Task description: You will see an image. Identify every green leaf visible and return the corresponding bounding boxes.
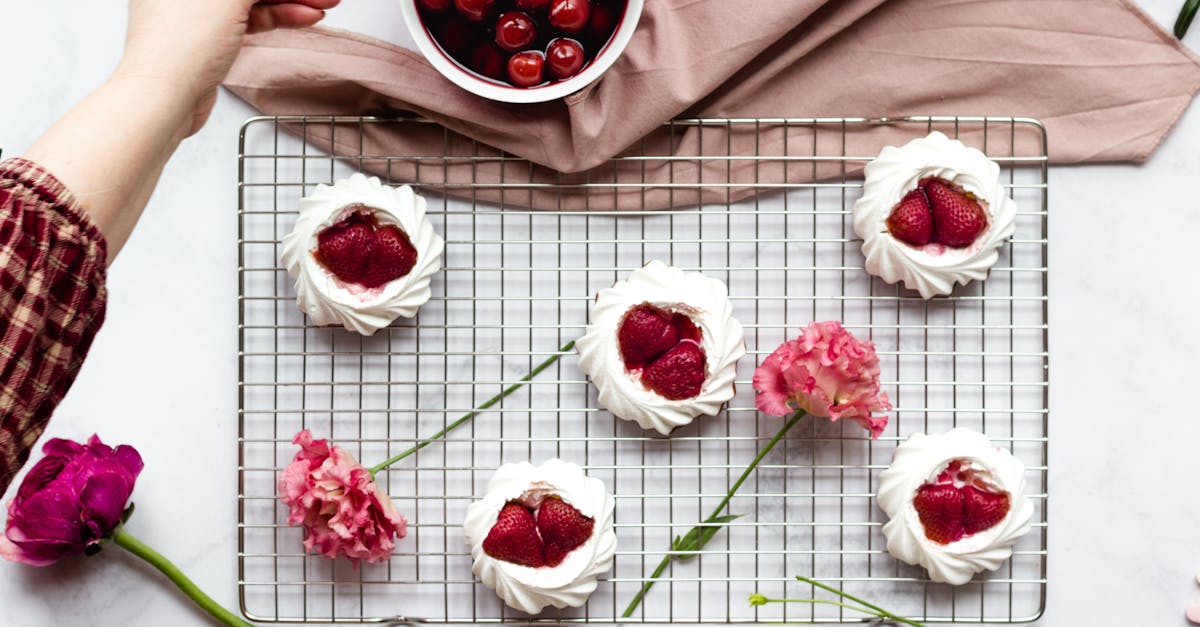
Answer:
[121,502,136,525]
[1177,0,1200,38]
[670,514,743,560]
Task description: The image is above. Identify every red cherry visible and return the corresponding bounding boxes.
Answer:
[515,0,550,9]
[545,38,585,79]
[470,42,508,81]
[588,1,618,41]
[495,11,537,52]
[418,0,452,11]
[454,0,495,21]
[507,50,545,87]
[433,17,474,56]
[548,0,591,33]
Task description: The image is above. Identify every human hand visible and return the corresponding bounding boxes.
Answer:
[117,0,341,137]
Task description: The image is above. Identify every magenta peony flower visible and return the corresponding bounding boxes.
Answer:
[752,321,892,438]
[0,435,143,566]
[279,429,407,564]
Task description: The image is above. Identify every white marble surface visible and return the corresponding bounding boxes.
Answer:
[0,1,1198,625]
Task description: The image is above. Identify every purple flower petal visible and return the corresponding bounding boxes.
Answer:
[14,454,69,506]
[79,471,133,531]
[41,438,84,460]
[0,435,140,566]
[112,445,144,478]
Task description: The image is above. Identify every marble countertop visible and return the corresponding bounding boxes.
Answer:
[1,1,1198,625]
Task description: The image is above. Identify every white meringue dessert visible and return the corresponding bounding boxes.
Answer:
[576,261,746,435]
[463,459,616,615]
[877,428,1034,585]
[280,173,444,335]
[852,131,1018,299]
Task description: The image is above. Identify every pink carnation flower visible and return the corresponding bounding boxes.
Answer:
[752,321,892,438]
[278,429,407,564]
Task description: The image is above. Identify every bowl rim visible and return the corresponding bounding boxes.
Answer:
[400,0,644,104]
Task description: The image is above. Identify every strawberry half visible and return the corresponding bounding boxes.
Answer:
[924,179,988,248]
[536,496,594,567]
[618,305,681,368]
[913,483,965,545]
[961,484,1011,535]
[361,225,418,288]
[641,339,706,400]
[886,188,934,247]
[482,503,546,567]
[316,214,374,284]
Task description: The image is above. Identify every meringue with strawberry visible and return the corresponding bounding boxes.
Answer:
[576,261,746,435]
[877,428,1034,585]
[853,131,1018,298]
[464,459,616,614]
[281,173,444,335]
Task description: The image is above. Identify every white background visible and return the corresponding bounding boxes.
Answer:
[0,1,1198,625]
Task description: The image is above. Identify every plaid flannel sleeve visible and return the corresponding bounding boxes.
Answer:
[0,158,107,494]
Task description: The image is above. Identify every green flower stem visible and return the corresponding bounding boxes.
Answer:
[112,530,254,627]
[753,575,927,627]
[1177,0,1200,38]
[752,596,881,614]
[620,410,807,618]
[368,341,576,477]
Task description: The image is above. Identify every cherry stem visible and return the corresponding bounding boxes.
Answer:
[368,341,575,477]
[620,410,807,618]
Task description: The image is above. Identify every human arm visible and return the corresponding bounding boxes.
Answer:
[0,0,339,493]
[22,0,340,262]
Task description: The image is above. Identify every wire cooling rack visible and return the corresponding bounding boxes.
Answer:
[238,115,1048,624]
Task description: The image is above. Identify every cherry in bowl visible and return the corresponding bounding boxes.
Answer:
[415,0,630,90]
[495,11,537,52]
[508,51,546,87]
[546,38,585,79]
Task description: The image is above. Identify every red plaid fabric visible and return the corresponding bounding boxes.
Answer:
[0,158,107,494]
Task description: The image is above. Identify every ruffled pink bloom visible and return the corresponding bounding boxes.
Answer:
[278,430,407,565]
[752,321,892,438]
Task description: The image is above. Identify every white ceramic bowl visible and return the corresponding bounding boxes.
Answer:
[401,0,644,104]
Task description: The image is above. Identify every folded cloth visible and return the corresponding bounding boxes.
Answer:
[225,0,1200,211]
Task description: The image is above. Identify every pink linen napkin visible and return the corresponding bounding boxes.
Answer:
[224,0,1200,211]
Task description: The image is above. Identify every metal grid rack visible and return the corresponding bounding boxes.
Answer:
[238,115,1048,624]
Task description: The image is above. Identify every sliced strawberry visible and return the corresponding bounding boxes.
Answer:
[536,496,594,567]
[618,305,680,368]
[482,502,545,567]
[886,188,934,247]
[316,214,374,284]
[924,179,988,248]
[361,225,418,288]
[913,484,965,545]
[671,311,703,343]
[961,485,1011,535]
[641,340,706,400]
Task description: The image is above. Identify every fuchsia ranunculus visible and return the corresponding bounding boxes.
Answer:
[279,429,407,565]
[752,321,892,438]
[0,435,143,566]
